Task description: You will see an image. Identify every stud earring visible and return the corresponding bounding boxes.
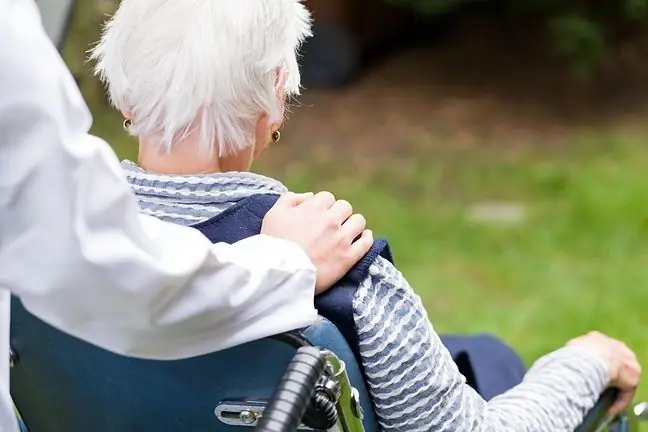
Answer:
[271,130,281,143]
[123,119,132,130]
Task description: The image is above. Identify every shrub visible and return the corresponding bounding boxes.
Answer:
[386,0,648,76]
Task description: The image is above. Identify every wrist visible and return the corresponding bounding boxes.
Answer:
[561,345,613,384]
[255,234,315,271]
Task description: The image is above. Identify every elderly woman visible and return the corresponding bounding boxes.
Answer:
[91,1,640,431]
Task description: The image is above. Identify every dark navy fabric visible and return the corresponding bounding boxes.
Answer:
[192,193,393,364]
[192,193,526,397]
[440,334,527,400]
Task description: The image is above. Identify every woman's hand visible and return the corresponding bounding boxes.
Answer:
[261,191,373,294]
[566,331,642,415]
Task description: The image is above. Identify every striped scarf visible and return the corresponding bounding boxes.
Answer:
[121,160,288,226]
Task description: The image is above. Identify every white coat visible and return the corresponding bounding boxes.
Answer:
[0,1,318,430]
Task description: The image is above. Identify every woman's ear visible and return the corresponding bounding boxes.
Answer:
[251,113,272,160]
[275,67,287,103]
[275,67,285,89]
[120,108,132,120]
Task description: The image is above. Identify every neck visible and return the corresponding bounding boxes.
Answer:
[138,135,223,175]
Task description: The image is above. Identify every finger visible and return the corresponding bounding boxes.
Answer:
[621,360,642,387]
[619,344,639,362]
[340,213,367,243]
[609,389,636,415]
[279,192,315,207]
[348,230,374,263]
[275,192,314,207]
[566,336,584,346]
[566,332,592,345]
[302,191,336,209]
[329,200,353,225]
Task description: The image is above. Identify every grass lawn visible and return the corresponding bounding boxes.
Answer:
[97,106,648,419]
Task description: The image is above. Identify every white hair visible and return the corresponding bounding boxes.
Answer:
[90,0,312,155]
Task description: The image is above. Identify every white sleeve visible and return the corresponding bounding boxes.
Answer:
[0,0,318,360]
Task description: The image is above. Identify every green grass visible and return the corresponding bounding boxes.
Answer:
[100,113,648,413]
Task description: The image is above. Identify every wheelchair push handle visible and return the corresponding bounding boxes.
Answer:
[255,347,327,432]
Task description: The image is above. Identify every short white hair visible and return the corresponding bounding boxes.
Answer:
[90,0,312,155]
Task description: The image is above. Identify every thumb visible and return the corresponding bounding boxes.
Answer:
[276,192,314,207]
[609,390,634,416]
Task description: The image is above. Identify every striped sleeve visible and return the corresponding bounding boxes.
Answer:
[352,256,609,431]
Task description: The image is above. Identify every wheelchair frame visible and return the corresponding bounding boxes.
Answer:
[216,349,363,431]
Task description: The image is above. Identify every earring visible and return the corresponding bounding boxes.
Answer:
[271,130,281,143]
[123,119,132,130]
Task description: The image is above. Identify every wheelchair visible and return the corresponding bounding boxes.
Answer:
[8,296,642,431]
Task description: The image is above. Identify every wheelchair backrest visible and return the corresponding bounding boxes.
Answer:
[9,297,379,431]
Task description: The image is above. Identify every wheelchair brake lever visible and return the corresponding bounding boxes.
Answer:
[633,401,648,421]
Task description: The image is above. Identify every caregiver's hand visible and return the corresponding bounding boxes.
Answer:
[567,331,642,415]
[262,191,373,294]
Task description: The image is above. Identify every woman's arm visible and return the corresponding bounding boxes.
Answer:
[352,256,608,431]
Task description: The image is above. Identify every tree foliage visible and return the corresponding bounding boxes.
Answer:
[386,0,648,76]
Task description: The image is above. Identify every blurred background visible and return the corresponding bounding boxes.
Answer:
[56,0,648,401]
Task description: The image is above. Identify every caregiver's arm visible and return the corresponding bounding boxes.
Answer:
[0,0,371,360]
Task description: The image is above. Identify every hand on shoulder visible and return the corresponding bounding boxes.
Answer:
[261,191,373,294]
